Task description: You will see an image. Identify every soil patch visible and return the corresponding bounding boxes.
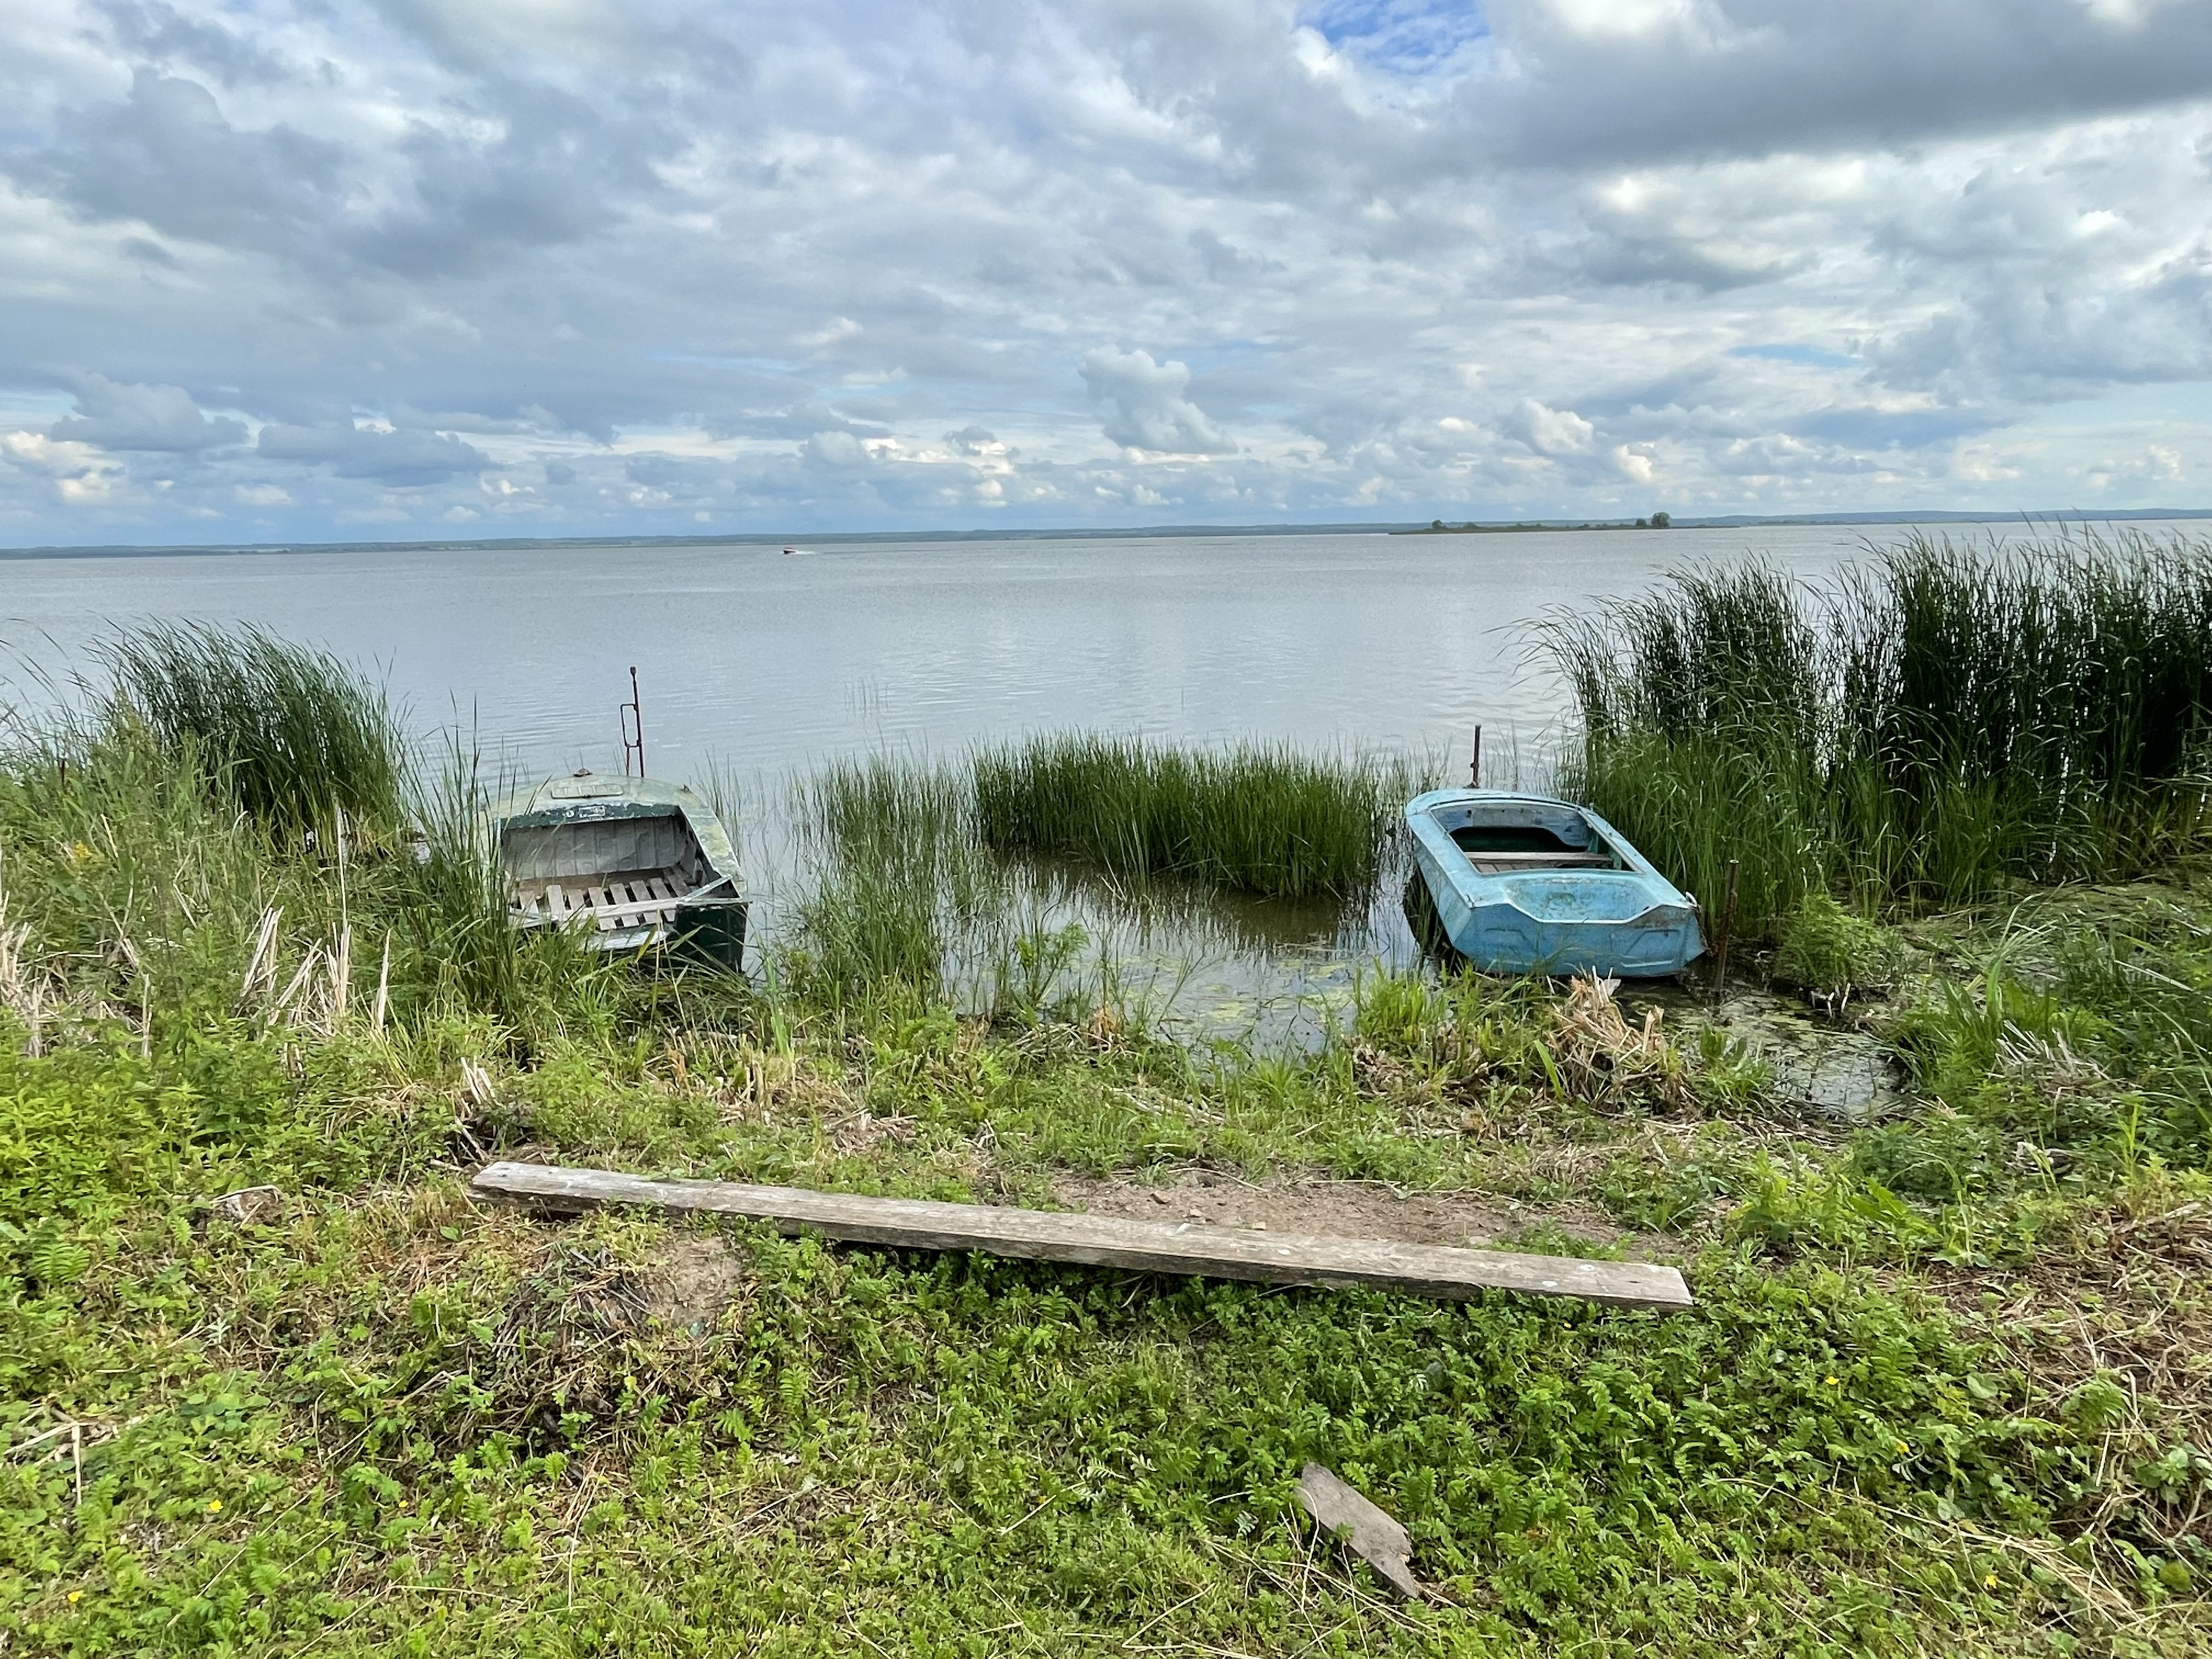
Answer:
[653,1233,751,1331]
[1052,1169,1666,1257]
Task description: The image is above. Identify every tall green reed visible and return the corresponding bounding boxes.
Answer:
[98,621,407,836]
[972,733,1405,899]
[1549,529,2212,929]
[782,756,1006,1003]
[1,627,652,1057]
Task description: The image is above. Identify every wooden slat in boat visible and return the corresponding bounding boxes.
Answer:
[1465,851,1619,872]
[554,884,696,928]
[470,1161,1694,1311]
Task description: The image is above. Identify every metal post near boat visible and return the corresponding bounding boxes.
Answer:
[1709,858,1740,1009]
[1469,724,1482,788]
[620,667,646,778]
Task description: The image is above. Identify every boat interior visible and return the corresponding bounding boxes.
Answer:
[503,810,732,935]
[1427,798,1626,877]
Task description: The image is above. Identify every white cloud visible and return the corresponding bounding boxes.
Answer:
[1505,399,1594,456]
[0,0,2207,539]
[256,422,490,483]
[1544,0,1716,45]
[50,374,245,452]
[2,430,126,500]
[1079,347,1235,456]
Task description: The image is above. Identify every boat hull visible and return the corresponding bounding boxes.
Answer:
[1406,789,1702,978]
[490,775,749,973]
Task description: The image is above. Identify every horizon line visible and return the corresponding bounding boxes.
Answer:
[5,506,2210,560]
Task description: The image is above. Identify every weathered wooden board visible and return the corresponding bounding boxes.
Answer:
[470,1161,1694,1311]
[560,888,691,928]
[1297,1463,1427,1600]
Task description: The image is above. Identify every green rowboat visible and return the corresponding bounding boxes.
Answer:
[489,772,747,970]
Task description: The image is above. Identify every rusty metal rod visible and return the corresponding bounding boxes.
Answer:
[1709,857,1740,1008]
[620,666,646,777]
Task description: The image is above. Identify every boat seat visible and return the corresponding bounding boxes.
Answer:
[514,870,710,929]
[1463,850,1619,870]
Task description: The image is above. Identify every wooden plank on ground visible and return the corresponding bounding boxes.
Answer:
[470,1161,1694,1311]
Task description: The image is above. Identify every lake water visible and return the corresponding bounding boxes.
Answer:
[3,524,1904,772]
[0,521,2044,1040]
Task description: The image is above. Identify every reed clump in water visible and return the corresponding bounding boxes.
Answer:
[98,621,408,836]
[785,755,1005,1001]
[1549,530,2212,930]
[972,734,1403,899]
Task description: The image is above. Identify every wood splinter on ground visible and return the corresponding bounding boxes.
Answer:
[1297,1463,1431,1601]
[469,1161,1694,1311]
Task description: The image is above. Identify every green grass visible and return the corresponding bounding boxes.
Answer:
[97,620,409,838]
[974,733,1412,900]
[5,629,2212,1656]
[1773,892,1904,1004]
[1551,531,2212,933]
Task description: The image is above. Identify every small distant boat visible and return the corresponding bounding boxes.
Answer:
[489,772,747,969]
[782,546,797,555]
[1405,789,1701,977]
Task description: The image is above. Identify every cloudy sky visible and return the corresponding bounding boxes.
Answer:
[3,0,2212,544]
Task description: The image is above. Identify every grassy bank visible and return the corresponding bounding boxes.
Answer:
[1550,531,2212,933]
[3,624,2209,1656]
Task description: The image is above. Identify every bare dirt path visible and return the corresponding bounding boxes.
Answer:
[1051,1167,1673,1259]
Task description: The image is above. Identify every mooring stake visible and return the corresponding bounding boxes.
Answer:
[1469,724,1483,788]
[1709,857,1740,1009]
[620,667,646,777]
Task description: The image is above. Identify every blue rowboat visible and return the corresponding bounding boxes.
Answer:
[1404,788,1702,977]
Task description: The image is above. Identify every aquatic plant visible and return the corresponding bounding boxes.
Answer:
[1771,891,1903,1005]
[1550,529,2212,930]
[973,733,1407,899]
[98,620,408,836]
[796,753,972,871]
[781,755,1010,1005]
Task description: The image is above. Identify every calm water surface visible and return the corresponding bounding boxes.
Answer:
[4,525,1895,771]
[0,524,1965,1039]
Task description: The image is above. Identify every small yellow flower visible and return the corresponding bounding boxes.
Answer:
[206,1498,222,1513]
[1984,1571,1999,1588]
[67,1591,82,1604]
[1824,1375,1839,1386]
[1896,1441,1910,1454]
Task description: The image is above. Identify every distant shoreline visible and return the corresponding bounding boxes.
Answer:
[1396,520,1661,535]
[3,507,2208,560]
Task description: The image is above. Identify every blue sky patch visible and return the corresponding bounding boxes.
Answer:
[1731,345,1861,370]
[1300,1,1489,75]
